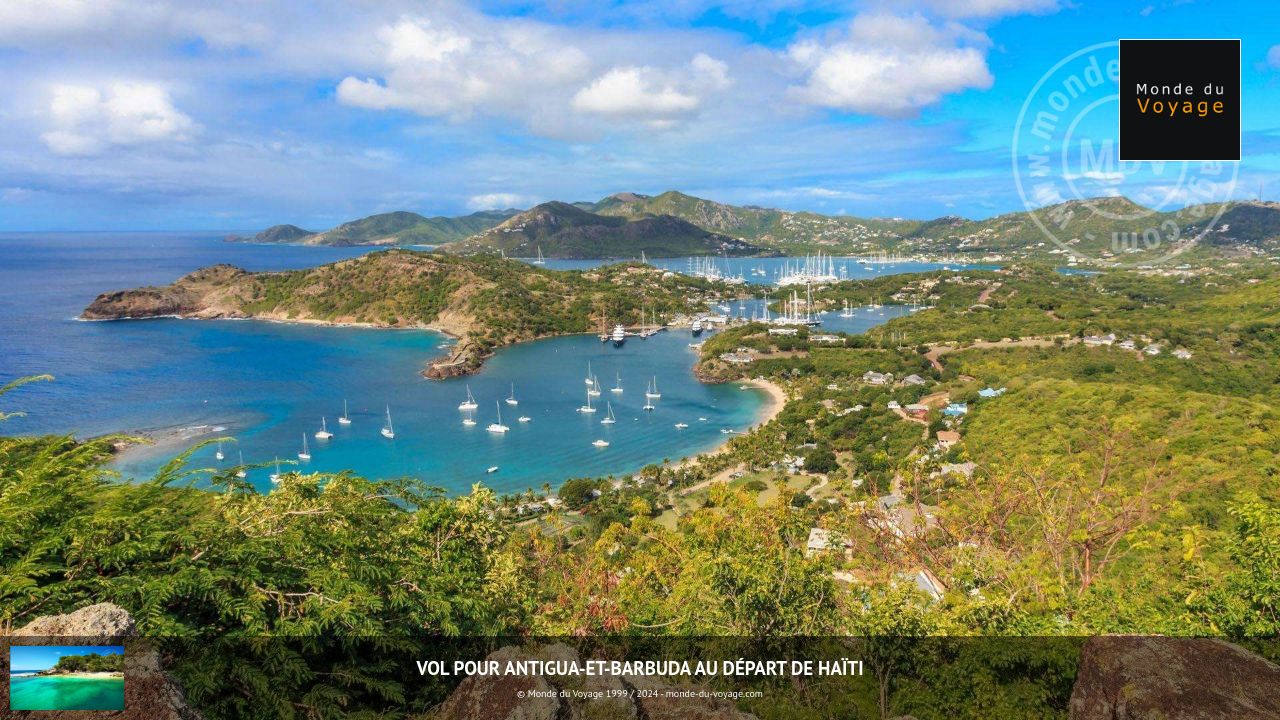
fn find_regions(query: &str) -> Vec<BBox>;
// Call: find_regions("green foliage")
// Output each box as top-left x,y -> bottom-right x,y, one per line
52,652 -> 122,673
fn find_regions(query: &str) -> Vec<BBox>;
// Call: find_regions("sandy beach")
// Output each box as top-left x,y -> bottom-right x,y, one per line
672,377 -> 787,473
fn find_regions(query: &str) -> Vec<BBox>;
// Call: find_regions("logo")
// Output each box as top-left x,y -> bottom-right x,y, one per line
1012,41 -> 1238,267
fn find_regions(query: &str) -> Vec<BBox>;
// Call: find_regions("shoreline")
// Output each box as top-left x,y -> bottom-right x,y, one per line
673,377 -> 786,473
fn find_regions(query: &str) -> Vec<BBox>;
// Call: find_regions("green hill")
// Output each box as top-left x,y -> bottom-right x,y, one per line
443,201 -> 762,258
237,210 -> 517,247
81,249 -> 726,377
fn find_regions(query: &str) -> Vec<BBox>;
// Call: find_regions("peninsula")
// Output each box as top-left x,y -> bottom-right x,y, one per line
80,249 -> 727,378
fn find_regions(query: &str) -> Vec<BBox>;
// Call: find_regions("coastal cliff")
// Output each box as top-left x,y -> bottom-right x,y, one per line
82,250 -> 723,378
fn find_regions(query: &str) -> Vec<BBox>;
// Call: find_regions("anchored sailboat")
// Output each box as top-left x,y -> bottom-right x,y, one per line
462,408 -> 476,426
601,402 -> 616,424
585,362 -> 595,386
298,433 -> 311,461
235,450 -> 247,478
381,406 -> 395,439
458,385 -> 478,411
533,246 -> 546,265
646,376 -> 661,399
588,373 -> 601,396
487,401 -> 510,433
215,439 -> 224,461
315,417 -> 333,440
269,457 -> 282,484
339,399 -> 352,425
612,372 -> 623,393
577,387 -> 596,413
506,383 -> 519,406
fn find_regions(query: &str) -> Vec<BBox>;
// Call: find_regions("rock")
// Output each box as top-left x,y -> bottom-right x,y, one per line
12,603 -> 135,638
8,603 -> 202,720
430,644 -> 756,720
1069,636 -> 1280,720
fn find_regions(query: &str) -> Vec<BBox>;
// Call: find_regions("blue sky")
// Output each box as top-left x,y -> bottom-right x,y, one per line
10,645 -> 124,672
0,0 -> 1276,231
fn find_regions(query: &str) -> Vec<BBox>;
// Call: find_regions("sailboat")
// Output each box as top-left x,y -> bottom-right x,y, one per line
643,379 -> 656,411
215,440 -> 224,461
487,401 -> 509,433
338,399 -> 352,425
640,250 -> 648,265
235,450 -> 247,478
505,383 -> 519,406
533,246 -> 546,265
298,433 -> 311,461
462,408 -> 476,426
381,406 -> 395,439
601,402 -> 616,424
458,385 -> 478,411
585,362 -> 595,385
315,417 -> 333,440
646,376 -> 661,399
577,387 -> 596,413
611,372 -> 623,393
840,299 -> 854,318
269,457 -> 282,484
588,374 -> 601,397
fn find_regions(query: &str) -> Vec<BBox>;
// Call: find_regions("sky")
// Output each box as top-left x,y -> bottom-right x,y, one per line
10,645 -> 124,672
0,0 -> 1277,231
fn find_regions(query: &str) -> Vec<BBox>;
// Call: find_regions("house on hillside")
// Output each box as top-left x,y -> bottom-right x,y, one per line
902,374 -> 928,386
1143,343 -> 1162,356
936,430 -> 961,450
910,568 -> 947,601
904,403 -> 929,419
806,527 -> 852,558
978,387 -> 1006,398
1173,348 -> 1193,359
1082,333 -> 1116,346
942,403 -> 968,416
862,370 -> 894,385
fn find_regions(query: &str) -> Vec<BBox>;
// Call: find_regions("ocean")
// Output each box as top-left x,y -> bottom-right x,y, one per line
0,233 -> 915,495
8,674 -> 126,711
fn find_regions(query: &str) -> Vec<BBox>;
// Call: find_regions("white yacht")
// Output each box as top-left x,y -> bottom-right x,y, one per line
381,406 -> 395,439
298,433 -> 311,461
585,362 -> 595,385
611,372 -> 623,393
592,439 -> 610,447
506,383 -> 519,406
518,415 -> 531,423
338,399 -> 352,425
645,376 -> 661,399
269,457 -> 282,484
487,401 -> 510,433
315,417 -> 333,440
674,422 -> 688,429
577,387 -> 596,413
235,451 -> 247,479
691,318 -> 703,336
601,402 -> 616,424
533,246 -> 545,265
458,385 -> 478,411
611,324 -> 626,347
462,409 -> 476,426
215,440 -> 224,461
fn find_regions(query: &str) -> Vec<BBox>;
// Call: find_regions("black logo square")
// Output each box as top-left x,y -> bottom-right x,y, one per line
1119,39 -> 1240,161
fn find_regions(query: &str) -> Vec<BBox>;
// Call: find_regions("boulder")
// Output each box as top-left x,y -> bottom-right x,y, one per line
1069,636 -> 1280,720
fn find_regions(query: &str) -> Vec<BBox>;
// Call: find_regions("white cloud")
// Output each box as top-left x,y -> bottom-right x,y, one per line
786,13 -> 993,118
466,193 -> 529,210
337,15 -> 592,121
1267,45 -> 1280,71
571,54 -> 730,125
40,82 -> 196,156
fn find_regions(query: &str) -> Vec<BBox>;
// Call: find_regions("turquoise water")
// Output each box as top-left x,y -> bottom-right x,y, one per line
9,674 -> 125,711
0,234 -> 914,495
